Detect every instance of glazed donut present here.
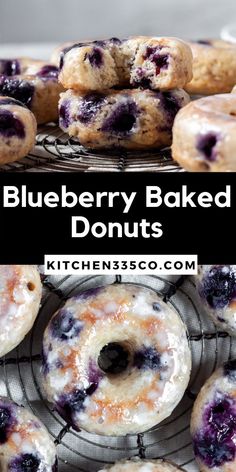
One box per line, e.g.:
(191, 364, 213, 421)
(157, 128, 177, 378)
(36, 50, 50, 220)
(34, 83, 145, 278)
(195, 265, 236, 335)
(172, 94, 236, 171)
(59, 88, 189, 149)
(42, 284, 191, 436)
(99, 458, 185, 471)
(186, 39, 236, 95)
(191, 359, 236, 471)
(58, 36, 192, 91)
(0, 97, 36, 165)
(0, 396, 57, 472)
(0, 58, 62, 124)
(0, 265, 42, 357)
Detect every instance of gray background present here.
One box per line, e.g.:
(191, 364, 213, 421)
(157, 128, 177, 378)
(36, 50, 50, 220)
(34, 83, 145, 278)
(0, 0, 236, 43)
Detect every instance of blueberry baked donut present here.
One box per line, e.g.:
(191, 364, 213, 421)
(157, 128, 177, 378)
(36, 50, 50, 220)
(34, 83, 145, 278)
(186, 40, 236, 95)
(99, 458, 185, 471)
(42, 284, 191, 436)
(191, 359, 236, 471)
(0, 72, 62, 125)
(0, 58, 59, 79)
(0, 396, 57, 472)
(59, 88, 189, 149)
(195, 265, 236, 335)
(0, 265, 42, 356)
(0, 97, 36, 165)
(58, 36, 193, 91)
(172, 94, 236, 171)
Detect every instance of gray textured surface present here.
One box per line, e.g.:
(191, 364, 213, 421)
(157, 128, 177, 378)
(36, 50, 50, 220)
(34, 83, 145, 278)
(0, 0, 236, 43)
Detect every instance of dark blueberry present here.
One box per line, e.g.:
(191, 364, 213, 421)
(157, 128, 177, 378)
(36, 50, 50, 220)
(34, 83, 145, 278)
(193, 432, 235, 468)
(0, 97, 26, 108)
(41, 346, 50, 375)
(98, 343, 129, 374)
(56, 385, 96, 427)
(77, 93, 105, 124)
(9, 454, 41, 472)
(0, 59, 20, 76)
(59, 100, 71, 128)
(88, 359, 104, 385)
(158, 91, 181, 126)
(143, 47, 169, 75)
(92, 40, 106, 48)
(37, 65, 59, 78)
(224, 359, 236, 381)
(0, 403, 15, 444)
(132, 68, 151, 88)
(75, 286, 103, 300)
(50, 309, 82, 341)
(101, 100, 138, 135)
(85, 47, 103, 68)
(0, 76, 34, 107)
(196, 132, 218, 161)
(52, 458, 58, 472)
(153, 302, 162, 311)
(0, 109, 25, 139)
(199, 266, 236, 309)
(193, 392, 236, 467)
(134, 347, 161, 370)
(194, 40, 212, 46)
(108, 37, 122, 45)
(59, 42, 87, 70)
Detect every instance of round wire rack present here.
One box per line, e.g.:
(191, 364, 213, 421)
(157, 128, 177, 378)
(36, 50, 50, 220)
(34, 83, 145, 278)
(0, 274, 233, 472)
(0, 124, 183, 172)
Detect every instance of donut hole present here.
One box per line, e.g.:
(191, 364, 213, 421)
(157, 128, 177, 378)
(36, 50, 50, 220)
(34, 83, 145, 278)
(98, 342, 130, 375)
(27, 281, 35, 291)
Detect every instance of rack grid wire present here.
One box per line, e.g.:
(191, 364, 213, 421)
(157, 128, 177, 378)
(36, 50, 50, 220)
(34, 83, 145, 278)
(0, 125, 184, 172)
(0, 274, 233, 472)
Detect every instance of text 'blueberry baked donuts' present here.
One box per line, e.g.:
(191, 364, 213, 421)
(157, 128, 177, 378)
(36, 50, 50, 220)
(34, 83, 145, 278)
(172, 94, 236, 171)
(0, 97, 36, 165)
(0, 396, 57, 472)
(57, 37, 193, 92)
(59, 88, 190, 149)
(191, 359, 236, 471)
(0, 58, 63, 124)
(42, 284, 191, 436)
(0, 265, 42, 357)
(195, 265, 236, 335)
(98, 458, 185, 471)
(186, 40, 236, 95)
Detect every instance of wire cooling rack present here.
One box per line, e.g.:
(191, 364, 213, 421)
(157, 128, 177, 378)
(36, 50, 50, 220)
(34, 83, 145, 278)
(0, 273, 234, 471)
(0, 124, 183, 172)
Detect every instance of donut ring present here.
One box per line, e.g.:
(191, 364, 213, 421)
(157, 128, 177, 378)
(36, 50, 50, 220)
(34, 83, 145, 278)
(191, 359, 236, 471)
(99, 458, 185, 471)
(57, 36, 192, 92)
(0, 265, 42, 357)
(59, 88, 189, 149)
(185, 40, 236, 95)
(172, 94, 236, 171)
(42, 284, 191, 436)
(0, 396, 57, 472)
(0, 58, 62, 124)
(195, 265, 236, 336)
(0, 97, 36, 165)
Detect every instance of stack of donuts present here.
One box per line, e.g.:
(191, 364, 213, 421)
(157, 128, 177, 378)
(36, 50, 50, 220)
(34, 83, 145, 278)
(172, 40, 236, 171)
(2, 265, 236, 469)
(53, 36, 192, 149)
(0, 57, 63, 165)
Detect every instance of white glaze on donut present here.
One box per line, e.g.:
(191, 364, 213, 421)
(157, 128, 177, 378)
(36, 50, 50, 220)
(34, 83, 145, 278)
(0, 265, 42, 357)
(0, 396, 57, 472)
(172, 94, 236, 171)
(42, 284, 191, 436)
